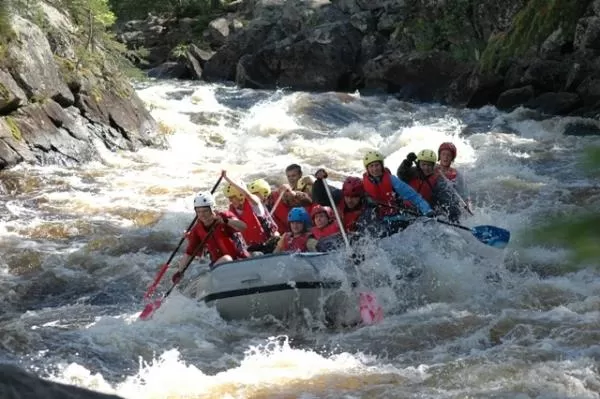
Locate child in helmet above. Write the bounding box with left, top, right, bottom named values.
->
left=310, top=205, right=340, bottom=239
left=436, top=142, right=472, bottom=212
left=273, top=207, right=318, bottom=253
left=397, top=149, right=461, bottom=222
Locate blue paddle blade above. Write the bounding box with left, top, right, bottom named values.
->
left=471, top=225, right=511, bottom=249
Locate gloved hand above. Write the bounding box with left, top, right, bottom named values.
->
left=314, top=169, right=328, bottom=179
left=407, top=152, right=417, bottom=163
left=171, top=271, right=183, bottom=284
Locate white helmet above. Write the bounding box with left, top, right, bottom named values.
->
left=193, top=191, right=215, bottom=208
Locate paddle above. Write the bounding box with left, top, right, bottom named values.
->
left=139, top=222, right=218, bottom=320
left=142, top=175, right=224, bottom=301
left=376, top=202, right=510, bottom=249
left=434, top=219, right=511, bottom=249
left=322, top=178, right=383, bottom=325
left=269, top=191, right=285, bottom=217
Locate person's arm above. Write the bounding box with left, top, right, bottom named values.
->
left=221, top=170, right=261, bottom=207
left=390, top=175, right=432, bottom=215
left=312, top=172, right=342, bottom=206
left=397, top=152, right=418, bottom=182
left=219, top=211, right=247, bottom=231
left=272, top=235, right=286, bottom=253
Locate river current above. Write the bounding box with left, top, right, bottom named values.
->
left=0, top=80, right=599, bottom=398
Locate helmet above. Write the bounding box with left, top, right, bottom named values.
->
left=288, top=207, right=310, bottom=225
left=342, top=176, right=365, bottom=197
left=310, top=205, right=333, bottom=221
left=297, top=175, right=315, bottom=192
left=193, top=191, right=215, bottom=208
left=417, top=149, right=437, bottom=164
left=438, top=142, right=457, bottom=161
left=247, top=179, right=271, bottom=198
left=223, top=183, right=245, bottom=201
left=363, top=150, right=384, bottom=168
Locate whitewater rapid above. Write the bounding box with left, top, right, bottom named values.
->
left=0, top=79, right=598, bottom=398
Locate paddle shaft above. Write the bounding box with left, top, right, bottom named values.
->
left=161, top=222, right=218, bottom=301
left=436, top=168, right=474, bottom=216
left=322, top=178, right=350, bottom=248
left=269, top=191, right=285, bottom=217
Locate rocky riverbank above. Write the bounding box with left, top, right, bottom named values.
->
left=0, top=1, right=162, bottom=171
left=116, top=0, right=600, bottom=120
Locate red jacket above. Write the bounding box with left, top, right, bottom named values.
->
left=281, top=232, right=312, bottom=252
left=230, top=199, right=267, bottom=246
left=185, top=210, right=249, bottom=263
left=363, top=168, right=397, bottom=216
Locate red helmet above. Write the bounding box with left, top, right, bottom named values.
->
left=342, top=176, right=365, bottom=197
left=438, top=142, right=457, bottom=161
left=310, top=205, right=333, bottom=221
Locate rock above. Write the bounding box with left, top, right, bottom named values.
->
left=525, top=92, right=582, bottom=115
left=0, top=363, right=124, bottom=399
left=564, top=120, right=600, bottom=136
left=204, top=17, right=230, bottom=47
left=147, top=62, right=190, bottom=79
left=188, top=45, right=215, bottom=67
left=463, top=72, right=505, bottom=108
left=574, top=17, right=600, bottom=50
left=522, top=59, right=570, bottom=92
left=363, top=50, right=471, bottom=102
left=576, top=76, right=600, bottom=105
left=236, top=21, right=363, bottom=91
left=350, top=11, right=374, bottom=33
left=496, top=85, right=535, bottom=110
left=540, top=27, right=570, bottom=59
left=6, top=16, right=74, bottom=107
left=331, top=0, right=362, bottom=14
left=360, top=33, right=387, bottom=64
left=0, top=70, right=28, bottom=114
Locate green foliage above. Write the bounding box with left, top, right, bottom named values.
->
left=531, top=147, right=600, bottom=265
left=480, top=0, right=592, bottom=73
left=0, top=0, right=17, bottom=63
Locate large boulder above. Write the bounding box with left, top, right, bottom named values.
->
left=363, top=50, right=472, bottom=102
left=0, top=364, right=123, bottom=399
left=6, top=16, right=74, bottom=107
left=236, top=21, right=363, bottom=91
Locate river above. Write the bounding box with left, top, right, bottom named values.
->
left=0, top=80, right=599, bottom=398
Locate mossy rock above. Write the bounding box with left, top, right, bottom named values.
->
left=5, top=116, right=22, bottom=141
left=0, top=81, right=9, bottom=101
left=480, top=0, right=593, bottom=73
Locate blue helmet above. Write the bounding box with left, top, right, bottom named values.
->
left=288, top=207, right=310, bottom=226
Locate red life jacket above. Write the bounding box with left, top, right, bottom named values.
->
left=271, top=200, right=290, bottom=234
left=436, top=165, right=457, bottom=182
left=407, top=174, right=438, bottom=204
left=363, top=168, right=397, bottom=216
left=304, top=203, right=318, bottom=217
left=311, top=222, right=340, bottom=240
left=230, top=199, right=267, bottom=246
left=186, top=211, right=249, bottom=263
left=336, top=197, right=362, bottom=232
left=281, top=232, right=311, bottom=252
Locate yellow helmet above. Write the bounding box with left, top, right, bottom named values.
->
left=363, top=150, right=385, bottom=167
left=417, top=149, right=437, bottom=164
left=223, top=183, right=245, bottom=201
left=247, top=179, right=271, bottom=198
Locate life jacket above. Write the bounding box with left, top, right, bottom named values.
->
left=230, top=199, right=267, bottom=246
left=187, top=211, right=249, bottom=263
left=311, top=222, right=340, bottom=240
left=304, top=203, right=318, bottom=217
left=281, top=232, right=311, bottom=252
left=336, top=197, right=362, bottom=232
left=363, top=168, right=397, bottom=217
left=436, top=165, right=458, bottom=182
left=271, top=200, right=290, bottom=234
left=407, top=173, right=438, bottom=204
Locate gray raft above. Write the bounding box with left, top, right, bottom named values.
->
left=184, top=252, right=360, bottom=324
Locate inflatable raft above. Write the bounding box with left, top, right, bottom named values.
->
left=184, top=252, right=360, bottom=324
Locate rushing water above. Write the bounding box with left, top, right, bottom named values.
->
left=1, top=80, right=599, bottom=398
